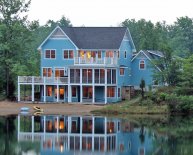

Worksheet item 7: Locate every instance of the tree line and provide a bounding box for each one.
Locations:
[1,0,193,99]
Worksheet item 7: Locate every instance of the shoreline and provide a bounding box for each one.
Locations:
[0,101,103,116]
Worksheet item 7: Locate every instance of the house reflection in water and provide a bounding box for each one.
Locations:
[17,115,153,155]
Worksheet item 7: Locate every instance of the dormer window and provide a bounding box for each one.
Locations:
[139,60,145,70]
[45,50,55,59]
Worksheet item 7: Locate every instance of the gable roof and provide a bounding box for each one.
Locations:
[131,50,164,62]
[131,50,164,71]
[61,27,127,49]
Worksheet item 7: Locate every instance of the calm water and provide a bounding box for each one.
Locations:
[0,115,193,155]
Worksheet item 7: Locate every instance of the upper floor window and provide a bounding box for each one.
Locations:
[64,50,74,59]
[120,68,125,76]
[139,60,145,70]
[106,51,114,57]
[45,50,55,59]
[124,51,127,59]
[43,68,52,77]
[98,51,101,59]
[117,51,120,58]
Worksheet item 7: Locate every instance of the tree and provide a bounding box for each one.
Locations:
[153,45,181,86]
[140,79,145,98]
[0,0,32,98]
[179,55,193,87]
[122,19,160,51]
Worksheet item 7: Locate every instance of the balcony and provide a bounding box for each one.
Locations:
[74,57,117,65]
[18,76,68,84]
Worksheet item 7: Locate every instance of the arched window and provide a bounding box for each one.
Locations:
[139,60,145,69]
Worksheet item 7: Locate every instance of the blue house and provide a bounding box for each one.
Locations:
[131,50,163,90]
[17,26,162,104]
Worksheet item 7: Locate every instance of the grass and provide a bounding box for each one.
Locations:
[92,97,169,115]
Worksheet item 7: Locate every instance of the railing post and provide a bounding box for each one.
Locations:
[32,76,34,102]
[105,69,107,104]
[43,77,46,102]
[18,76,20,102]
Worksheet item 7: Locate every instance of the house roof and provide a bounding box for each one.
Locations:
[131,50,164,61]
[61,27,127,49]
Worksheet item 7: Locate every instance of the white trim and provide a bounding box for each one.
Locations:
[38,26,78,50]
[44,49,56,60]
[62,49,74,60]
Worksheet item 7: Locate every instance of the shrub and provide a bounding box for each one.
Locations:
[175,87,193,96]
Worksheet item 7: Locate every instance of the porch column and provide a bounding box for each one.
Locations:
[92,69,95,103]
[32,116,34,142]
[43,77,46,102]
[92,116,95,151]
[105,69,107,104]
[104,117,107,151]
[43,116,46,141]
[80,69,83,103]
[17,115,20,141]
[68,85,71,102]
[18,76,20,102]
[80,117,82,151]
[32,76,34,102]
[57,85,59,102]
[68,68,71,103]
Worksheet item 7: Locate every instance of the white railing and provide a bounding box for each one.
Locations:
[18,76,68,84]
[74,57,117,65]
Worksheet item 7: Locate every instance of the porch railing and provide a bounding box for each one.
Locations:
[18,76,68,84]
[74,57,117,65]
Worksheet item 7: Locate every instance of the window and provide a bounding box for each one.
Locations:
[107,87,115,97]
[98,51,101,58]
[117,51,119,58]
[106,51,113,57]
[120,68,125,76]
[43,68,52,77]
[124,51,127,58]
[118,88,120,97]
[63,50,74,59]
[46,86,52,96]
[139,60,145,69]
[72,87,77,97]
[45,50,55,59]
[55,68,64,77]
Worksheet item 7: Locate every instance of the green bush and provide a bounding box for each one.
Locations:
[175,87,193,96]
[166,94,193,113]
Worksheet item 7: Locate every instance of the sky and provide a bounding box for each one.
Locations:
[28,0,193,26]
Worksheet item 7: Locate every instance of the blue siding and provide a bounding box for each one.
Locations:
[118,40,132,87]
[131,55,155,89]
[41,39,77,75]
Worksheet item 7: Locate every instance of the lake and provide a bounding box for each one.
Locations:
[0,114,193,155]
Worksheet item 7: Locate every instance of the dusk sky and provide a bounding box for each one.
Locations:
[28,0,193,26]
